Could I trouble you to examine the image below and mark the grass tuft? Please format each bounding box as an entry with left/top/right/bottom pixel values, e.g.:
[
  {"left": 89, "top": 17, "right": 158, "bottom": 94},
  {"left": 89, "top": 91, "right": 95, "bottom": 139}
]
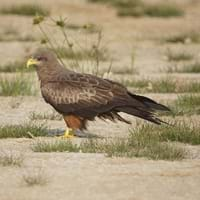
[
  {"left": 0, "top": 151, "right": 24, "bottom": 167},
  {"left": 32, "top": 140, "right": 80, "bottom": 152},
  {"left": 29, "top": 111, "right": 62, "bottom": 121},
  {"left": 32, "top": 122, "right": 189, "bottom": 161},
  {"left": 167, "top": 50, "right": 193, "bottom": 62},
  {"left": 89, "top": 0, "right": 183, "bottom": 18},
  {"left": 56, "top": 46, "right": 109, "bottom": 61},
  {"left": 0, "top": 123, "right": 48, "bottom": 139},
  {"left": 164, "top": 32, "right": 200, "bottom": 44},
  {"left": 0, "top": 61, "right": 34, "bottom": 73},
  {"left": 170, "top": 95, "right": 200, "bottom": 116},
  {"left": 0, "top": 75, "right": 35, "bottom": 96},
  {"left": 123, "top": 78, "right": 200, "bottom": 93},
  {"left": 0, "top": 4, "right": 49, "bottom": 16},
  {"left": 22, "top": 168, "right": 48, "bottom": 186},
  {"left": 181, "top": 63, "right": 200, "bottom": 73}
]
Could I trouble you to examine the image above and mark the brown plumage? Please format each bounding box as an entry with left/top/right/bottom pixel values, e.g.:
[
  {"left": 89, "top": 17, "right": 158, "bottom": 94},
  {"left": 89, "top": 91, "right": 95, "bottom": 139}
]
[{"left": 28, "top": 48, "right": 170, "bottom": 132}]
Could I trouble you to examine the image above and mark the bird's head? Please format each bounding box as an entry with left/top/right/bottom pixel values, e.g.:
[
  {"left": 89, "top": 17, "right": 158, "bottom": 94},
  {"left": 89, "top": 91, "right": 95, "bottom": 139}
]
[{"left": 26, "top": 48, "right": 58, "bottom": 69}]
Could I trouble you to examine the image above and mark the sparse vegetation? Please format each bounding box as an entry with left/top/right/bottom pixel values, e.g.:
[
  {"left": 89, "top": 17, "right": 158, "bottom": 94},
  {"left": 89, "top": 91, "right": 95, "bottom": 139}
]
[
  {"left": 0, "top": 75, "right": 36, "bottom": 96},
  {"left": 180, "top": 63, "right": 200, "bottom": 73},
  {"left": 0, "top": 4, "right": 49, "bottom": 16},
  {"left": 22, "top": 168, "right": 48, "bottom": 186},
  {"left": 0, "top": 123, "right": 48, "bottom": 139},
  {"left": 136, "top": 122, "right": 200, "bottom": 145},
  {"left": 32, "top": 140, "right": 80, "bottom": 152},
  {"left": 166, "top": 50, "right": 193, "bottom": 62},
  {"left": 0, "top": 61, "right": 34, "bottom": 73},
  {"left": 89, "top": 0, "right": 184, "bottom": 18},
  {"left": 170, "top": 95, "right": 200, "bottom": 116},
  {"left": 32, "top": 122, "right": 188, "bottom": 161},
  {"left": 55, "top": 46, "right": 109, "bottom": 61},
  {"left": 0, "top": 151, "right": 24, "bottom": 167},
  {"left": 164, "top": 32, "right": 200, "bottom": 44},
  {"left": 123, "top": 78, "right": 200, "bottom": 93},
  {"left": 29, "top": 111, "right": 62, "bottom": 121},
  {"left": 166, "top": 62, "right": 200, "bottom": 73}
]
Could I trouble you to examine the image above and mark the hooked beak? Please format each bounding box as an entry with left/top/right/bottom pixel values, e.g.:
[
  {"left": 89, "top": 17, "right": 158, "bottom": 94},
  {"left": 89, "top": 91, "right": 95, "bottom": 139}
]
[{"left": 26, "top": 58, "right": 39, "bottom": 68}]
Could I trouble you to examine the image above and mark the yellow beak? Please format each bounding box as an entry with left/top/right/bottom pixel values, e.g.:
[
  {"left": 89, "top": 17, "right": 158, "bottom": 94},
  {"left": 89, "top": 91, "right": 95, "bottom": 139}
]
[{"left": 26, "top": 58, "right": 39, "bottom": 68}]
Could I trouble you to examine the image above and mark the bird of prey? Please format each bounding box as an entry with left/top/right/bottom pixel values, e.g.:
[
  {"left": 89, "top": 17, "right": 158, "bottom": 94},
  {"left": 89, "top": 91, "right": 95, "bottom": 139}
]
[{"left": 27, "top": 48, "right": 170, "bottom": 138}]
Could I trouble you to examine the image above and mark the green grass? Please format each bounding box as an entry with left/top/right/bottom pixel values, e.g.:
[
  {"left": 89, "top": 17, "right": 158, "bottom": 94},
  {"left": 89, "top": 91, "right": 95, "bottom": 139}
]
[
  {"left": 0, "top": 75, "right": 36, "bottom": 96},
  {"left": 0, "top": 61, "right": 34, "bottom": 73},
  {"left": 180, "top": 63, "right": 200, "bottom": 73},
  {"left": 0, "top": 4, "right": 49, "bottom": 16},
  {"left": 0, "top": 34, "right": 36, "bottom": 42},
  {"left": 167, "top": 63, "right": 200, "bottom": 73},
  {"left": 164, "top": 32, "right": 200, "bottom": 44},
  {"left": 0, "top": 151, "right": 24, "bottom": 167},
  {"left": 167, "top": 51, "right": 193, "bottom": 62},
  {"left": 56, "top": 47, "right": 109, "bottom": 61},
  {"left": 170, "top": 95, "right": 200, "bottom": 116},
  {"left": 32, "top": 140, "right": 80, "bottom": 152},
  {"left": 123, "top": 78, "right": 200, "bottom": 93},
  {"left": 143, "top": 4, "right": 183, "bottom": 18},
  {"left": 89, "top": 0, "right": 184, "bottom": 18},
  {"left": 32, "top": 122, "right": 189, "bottom": 160},
  {"left": 136, "top": 122, "right": 200, "bottom": 145},
  {"left": 123, "top": 78, "right": 176, "bottom": 93},
  {"left": 0, "top": 123, "right": 48, "bottom": 139},
  {"left": 29, "top": 112, "right": 62, "bottom": 121}
]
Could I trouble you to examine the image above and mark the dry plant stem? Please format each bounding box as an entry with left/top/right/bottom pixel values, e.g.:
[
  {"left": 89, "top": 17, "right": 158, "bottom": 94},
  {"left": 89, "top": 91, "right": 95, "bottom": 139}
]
[
  {"left": 59, "top": 26, "right": 80, "bottom": 69},
  {"left": 38, "top": 24, "right": 65, "bottom": 67}
]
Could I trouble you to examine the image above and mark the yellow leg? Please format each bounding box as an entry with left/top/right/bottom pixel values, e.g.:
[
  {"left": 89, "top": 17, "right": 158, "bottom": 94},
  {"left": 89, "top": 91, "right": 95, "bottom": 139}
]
[{"left": 60, "top": 128, "right": 75, "bottom": 139}]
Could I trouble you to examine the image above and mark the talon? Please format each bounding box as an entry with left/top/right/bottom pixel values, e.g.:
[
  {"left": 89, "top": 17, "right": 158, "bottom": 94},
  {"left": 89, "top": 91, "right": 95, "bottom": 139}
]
[{"left": 60, "top": 128, "right": 75, "bottom": 139}]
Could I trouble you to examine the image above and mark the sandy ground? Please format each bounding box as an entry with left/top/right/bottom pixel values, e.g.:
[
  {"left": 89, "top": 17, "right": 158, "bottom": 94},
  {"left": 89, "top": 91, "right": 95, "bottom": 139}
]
[{"left": 0, "top": 0, "right": 200, "bottom": 199}]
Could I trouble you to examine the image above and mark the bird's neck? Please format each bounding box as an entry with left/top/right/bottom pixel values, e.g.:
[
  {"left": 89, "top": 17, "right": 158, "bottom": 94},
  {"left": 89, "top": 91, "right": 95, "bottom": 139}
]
[{"left": 36, "top": 63, "right": 67, "bottom": 82}]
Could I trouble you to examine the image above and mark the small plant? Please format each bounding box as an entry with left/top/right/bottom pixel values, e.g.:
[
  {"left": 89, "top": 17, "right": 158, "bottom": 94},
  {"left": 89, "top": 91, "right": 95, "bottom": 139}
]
[
  {"left": 29, "top": 111, "right": 62, "bottom": 121},
  {"left": 0, "top": 60, "right": 34, "bottom": 73},
  {"left": 31, "top": 140, "right": 80, "bottom": 152},
  {"left": 0, "top": 151, "right": 24, "bottom": 167},
  {"left": 89, "top": 0, "right": 184, "bottom": 18},
  {"left": 136, "top": 121, "right": 200, "bottom": 145},
  {"left": 0, "top": 75, "right": 36, "bottom": 96},
  {"left": 32, "top": 128, "right": 186, "bottom": 161},
  {"left": 143, "top": 3, "right": 184, "bottom": 18},
  {"left": 0, "top": 4, "right": 49, "bottom": 16},
  {"left": 55, "top": 46, "right": 109, "bottom": 61},
  {"left": 180, "top": 63, "right": 200, "bottom": 73},
  {"left": 171, "top": 95, "right": 200, "bottom": 116},
  {"left": 164, "top": 32, "right": 200, "bottom": 44},
  {"left": 33, "top": 16, "right": 112, "bottom": 76},
  {"left": 22, "top": 168, "right": 48, "bottom": 186},
  {"left": 0, "top": 123, "right": 48, "bottom": 139},
  {"left": 166, "top": 50, "right": 193, "bottom": 62}
]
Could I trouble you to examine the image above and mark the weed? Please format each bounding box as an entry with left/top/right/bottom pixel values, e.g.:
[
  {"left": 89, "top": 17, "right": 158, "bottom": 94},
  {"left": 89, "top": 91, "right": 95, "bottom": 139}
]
[
  {"left": 0, "top": 151, "right": 24, "bottom": 167},
  {"left": 0, "top": 123, "right": 48, "bottom": 139},
  {"left": 0, "top": 75, "right": 35, "bottom": 96},
  {"left": 22, "top": 168, "right": 48, "bottom": 186},
  {"left": 0, "top": 4, "right": 49, "bottom": 16}
]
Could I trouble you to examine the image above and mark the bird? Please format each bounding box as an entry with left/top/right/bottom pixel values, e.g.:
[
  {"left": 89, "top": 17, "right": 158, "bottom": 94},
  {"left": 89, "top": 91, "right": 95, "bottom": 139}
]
[{"left": 27, "top": 48, "right": 170, "bottom": 138}]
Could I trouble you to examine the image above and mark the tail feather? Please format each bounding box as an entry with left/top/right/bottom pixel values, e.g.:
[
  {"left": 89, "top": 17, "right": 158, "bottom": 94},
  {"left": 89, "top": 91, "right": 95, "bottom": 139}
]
[
  {"left": 116, "top": 106, "right": 168, "bottom": 125},
  {"left": 114, "top": 92, "right": 170, "bottom": 125},
  {"left": 128, "top": 92, "right": 170, "bottom": 112}
]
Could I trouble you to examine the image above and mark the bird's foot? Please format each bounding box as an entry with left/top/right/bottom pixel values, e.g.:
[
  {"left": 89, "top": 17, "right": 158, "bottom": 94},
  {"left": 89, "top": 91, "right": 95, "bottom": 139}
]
[{"left": 60, "top": 128, "right": 75, "bottom": 139}]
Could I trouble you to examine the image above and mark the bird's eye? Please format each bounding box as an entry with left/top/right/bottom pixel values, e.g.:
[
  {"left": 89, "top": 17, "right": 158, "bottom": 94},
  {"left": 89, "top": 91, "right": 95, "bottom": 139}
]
[{"left": 37, "top": 56, "right": 47, "bottom": 61}]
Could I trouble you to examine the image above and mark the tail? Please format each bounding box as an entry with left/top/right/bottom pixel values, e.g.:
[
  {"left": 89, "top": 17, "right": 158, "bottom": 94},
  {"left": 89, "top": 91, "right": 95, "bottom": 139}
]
[{"left": 116, "top": 92, "right": 170, "bottom": 125}]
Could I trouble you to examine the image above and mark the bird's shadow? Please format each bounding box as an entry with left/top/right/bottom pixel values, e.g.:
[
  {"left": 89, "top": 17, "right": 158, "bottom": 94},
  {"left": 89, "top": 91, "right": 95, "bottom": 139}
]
[{"left": 47, "top": 128, "right": 102, "bottom": 139}]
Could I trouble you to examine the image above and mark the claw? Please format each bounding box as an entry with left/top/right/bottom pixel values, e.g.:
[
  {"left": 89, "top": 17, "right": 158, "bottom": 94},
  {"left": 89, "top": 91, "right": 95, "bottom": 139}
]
[{"left": 60, "top": 128, "right": 75, "bottom": 139}]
